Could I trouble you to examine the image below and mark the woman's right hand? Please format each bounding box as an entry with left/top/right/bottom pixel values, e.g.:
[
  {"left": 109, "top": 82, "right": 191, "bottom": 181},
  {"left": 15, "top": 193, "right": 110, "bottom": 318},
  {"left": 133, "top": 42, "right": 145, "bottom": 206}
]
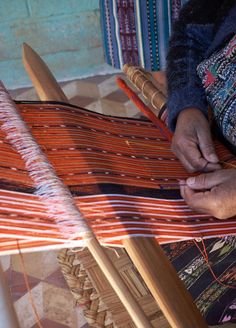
[{"left": 172, "top": 108, "right": 221, "bottom": 172}]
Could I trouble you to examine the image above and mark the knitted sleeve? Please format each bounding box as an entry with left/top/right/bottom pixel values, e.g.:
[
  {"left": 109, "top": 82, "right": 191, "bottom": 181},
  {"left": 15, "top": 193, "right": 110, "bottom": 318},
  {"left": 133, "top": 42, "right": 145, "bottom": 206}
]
[{"left": 166, "top": 0, "right": 222, "bottom": 130}]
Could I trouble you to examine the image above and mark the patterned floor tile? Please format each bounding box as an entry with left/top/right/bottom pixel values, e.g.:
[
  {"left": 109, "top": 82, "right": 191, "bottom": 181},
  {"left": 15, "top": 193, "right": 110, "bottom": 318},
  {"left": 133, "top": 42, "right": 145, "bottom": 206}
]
[
  {"left": 63, "top": 80, "right": 100, "bottom": 99},
  {"left": 103, "top": 88, "right": 130, "bottom": 103},
  {"left": 11, "top": 250, "right": 59, "bottom": 280},
  {"left": 124, "top": 99, "right": 142, "bottom": 118},
  {"left": 85, "top": 99, "right": 104, "bottom": 114},
  {"left": 31, "top": 318, "right": 71, "bottom": 328},
  {"left": 0, "top": 255, "right": 11, "bottom": 271},
  {"left": 44, "top": 268, "right": 69, "bottom": 289},
  {"left": 99, "top": 98, "right": 129, "bottom": 117},
  {"left": 7, "top": 270, "right": 41, "bottom": 302},
  {"left": 69, "top": 95, "right": 96, "bottom": 108},
  {"left": 97, "top": 75, "right": 120, "bottom": 98},
  {"left": 43, "top": 282, "right": 75, "bottom": 326},
  {"left": 14, "top": 282, "right": 44, "bottom": 328}
]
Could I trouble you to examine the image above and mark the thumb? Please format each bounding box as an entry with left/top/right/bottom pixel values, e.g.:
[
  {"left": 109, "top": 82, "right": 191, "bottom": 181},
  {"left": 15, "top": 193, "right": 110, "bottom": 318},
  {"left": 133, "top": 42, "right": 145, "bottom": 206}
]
[
  {"left": 198, "top": 126, "right": 219, "bottom": 163},
  {"left": 180, "top": 184, "right": 213, "bottom": 214},
  {"left": 186, "top": 170, "right": 230, "bottom": 190}
]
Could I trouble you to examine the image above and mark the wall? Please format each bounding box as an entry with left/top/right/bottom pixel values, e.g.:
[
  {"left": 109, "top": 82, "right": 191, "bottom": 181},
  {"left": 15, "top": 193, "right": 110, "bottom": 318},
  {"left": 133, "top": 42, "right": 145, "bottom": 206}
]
[{"left": 0, "top": 0, "right": 110, "bottom": 89}]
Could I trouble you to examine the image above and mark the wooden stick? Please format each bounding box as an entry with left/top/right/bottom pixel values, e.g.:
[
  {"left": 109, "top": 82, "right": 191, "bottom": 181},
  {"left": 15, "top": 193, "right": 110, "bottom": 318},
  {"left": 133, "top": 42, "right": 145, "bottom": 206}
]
[
  {"left": 22, "top": 43, "right": 152, "bottom": 328},
  {"left": 86, "top": 235, "right": 153, "bottom": 327},
  {"left": 22, "top": 43, "right": 68, "bottom": 102},
  {"left": 123, "top": 63, "right": 167, "bottom": 116},
  {"left": 0, "top": 263, "right": 19, "bottom": 328}
]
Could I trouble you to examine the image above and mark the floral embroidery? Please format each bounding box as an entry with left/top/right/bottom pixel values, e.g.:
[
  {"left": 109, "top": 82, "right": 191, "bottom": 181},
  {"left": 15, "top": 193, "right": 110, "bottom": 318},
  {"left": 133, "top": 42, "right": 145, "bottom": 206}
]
[{"left": 197, "top": 34, "right": 236, "bottom": 146}]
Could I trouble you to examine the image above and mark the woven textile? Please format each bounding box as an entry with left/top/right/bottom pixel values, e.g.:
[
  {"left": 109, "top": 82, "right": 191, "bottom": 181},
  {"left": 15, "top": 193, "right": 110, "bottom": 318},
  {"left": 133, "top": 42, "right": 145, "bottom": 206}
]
[
  {"left": 1, "top": 100, "right": 235, "bottom": 325},
  {"left": 0, "top": 101, "right": 236, "bottom": 254},
  {"left": 100, "top": 0, "right": 188, "bottom": 70},
  {"left": 198, "top": 34, "right": 236, "bottom": 147},
  {"left": 163, "top": 237, "right": 236, "bottom": 325}
]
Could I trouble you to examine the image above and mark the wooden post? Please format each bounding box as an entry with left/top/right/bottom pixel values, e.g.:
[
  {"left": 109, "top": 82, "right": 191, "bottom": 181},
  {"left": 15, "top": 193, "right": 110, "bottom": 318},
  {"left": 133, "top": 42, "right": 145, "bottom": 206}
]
[
  {"left": 86, "top": 236, "right": 153, "bottom": 328},
  {"left": 0, "top": 263, "right": 19, "bottom": 328},
  {"left": 22, "top": 43, "right": 68, "bottom": 102}
]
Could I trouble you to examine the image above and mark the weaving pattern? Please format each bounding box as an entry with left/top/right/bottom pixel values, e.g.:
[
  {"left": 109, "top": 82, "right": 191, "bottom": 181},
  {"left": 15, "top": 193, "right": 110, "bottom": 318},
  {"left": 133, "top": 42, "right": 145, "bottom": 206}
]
[
  {"left": 197, "top": 34, "right": 236, "bottom": 146},
  {"left": 0, "top": 101, "right": 236, "bottom": 254},
  {"left": 100, "top": 0, "right": 188, "bottom": 70}
]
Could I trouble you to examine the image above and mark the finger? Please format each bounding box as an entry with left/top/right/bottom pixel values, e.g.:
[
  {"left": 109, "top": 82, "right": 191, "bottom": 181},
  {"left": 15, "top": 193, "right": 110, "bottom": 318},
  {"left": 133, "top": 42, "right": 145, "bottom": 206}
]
[
  {"left": 180, "top": 185, "right": 212, "bottom": 213},
  {"left": 186, "top": 170, "right": 233, "bottom": 190},
  {"left": 202, "top": 162, "right": 221, "bottom": 172},
  {"left": 172, "top": 137, "right": 207, "bottom": 172},
  {"left": 175, "top": 152, "right": 197, "bottom": 172},
  {"left": 197, "top": 126, "right": 219, "bottom": 163},
  {"left": 180, "top": 185, "right": 232, "bottom": 219},
  {"left": 180, "top": 184, "right": 195, "bottom": 200},
  {"left": 175, "top": 145, "right": 220, "bottom": 172},
  {"left": 172, "top": 141, "right": 196, "bottom": 172},
  {"left": 180, "top": 143, "right": 210, "bottom": 172}
]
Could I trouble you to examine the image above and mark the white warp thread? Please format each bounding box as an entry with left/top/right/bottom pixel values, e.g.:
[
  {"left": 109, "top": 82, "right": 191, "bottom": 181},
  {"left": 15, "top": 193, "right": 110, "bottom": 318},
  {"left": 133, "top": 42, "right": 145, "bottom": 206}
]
[{"left": 0, "top": 81, "right": 90, "bottom": 238}]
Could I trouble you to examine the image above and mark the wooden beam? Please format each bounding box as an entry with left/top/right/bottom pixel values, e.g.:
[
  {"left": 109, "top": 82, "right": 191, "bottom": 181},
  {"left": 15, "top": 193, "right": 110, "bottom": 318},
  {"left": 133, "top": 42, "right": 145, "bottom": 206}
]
[
  {"left": 0, "top": 263, "right": 19, "bottom": 328},
  {"left": 22, "top": 43, "right": 68, "bottom": 102}
]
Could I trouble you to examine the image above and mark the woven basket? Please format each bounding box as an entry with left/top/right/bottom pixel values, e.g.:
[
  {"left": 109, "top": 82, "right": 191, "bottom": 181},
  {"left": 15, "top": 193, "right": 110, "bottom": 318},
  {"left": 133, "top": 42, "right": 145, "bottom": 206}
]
[{"left": 58, "top": 247, "right": 170, "bottom": 328}]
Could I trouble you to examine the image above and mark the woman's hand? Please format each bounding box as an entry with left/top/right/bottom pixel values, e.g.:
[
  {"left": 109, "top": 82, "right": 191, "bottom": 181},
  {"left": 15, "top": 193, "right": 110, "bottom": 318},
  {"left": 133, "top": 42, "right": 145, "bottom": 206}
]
[
  {"left": 172, "top": 108, "right": 221, "bottom": 172},
  {"left": 180, "top": 169, "right": 236, "bottom": 219}
]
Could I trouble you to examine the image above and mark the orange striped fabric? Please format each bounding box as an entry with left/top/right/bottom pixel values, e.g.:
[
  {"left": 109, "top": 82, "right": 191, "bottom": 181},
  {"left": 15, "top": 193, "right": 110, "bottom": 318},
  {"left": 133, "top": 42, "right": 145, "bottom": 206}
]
[{"left": 0, "top": 102, "right": 235, "bottom": 254}]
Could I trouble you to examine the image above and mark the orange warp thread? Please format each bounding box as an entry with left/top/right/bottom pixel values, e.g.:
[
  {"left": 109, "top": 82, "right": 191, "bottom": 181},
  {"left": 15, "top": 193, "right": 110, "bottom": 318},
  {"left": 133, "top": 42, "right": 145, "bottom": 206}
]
[{"left": 17, "top": 241, "right": 44, "bottom": 328}]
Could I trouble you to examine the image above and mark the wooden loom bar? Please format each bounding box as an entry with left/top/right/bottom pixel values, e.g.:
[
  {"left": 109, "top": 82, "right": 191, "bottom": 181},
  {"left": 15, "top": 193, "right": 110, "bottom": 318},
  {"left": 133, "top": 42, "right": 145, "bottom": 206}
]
[
  {"left": 22, "top": 44, "right": 208, "bottom": 328},
  {"left": 123, "top": 63, "right": 167, "bottom": 117},
  {"left": 22, "top": 43, "right": 152, "bottom": 328},
  {"left": 0, "top": 263, "right": 19, "bottom": 328},
  {"left": 22, "top": 43, "right": 68, "bottom": 102}
]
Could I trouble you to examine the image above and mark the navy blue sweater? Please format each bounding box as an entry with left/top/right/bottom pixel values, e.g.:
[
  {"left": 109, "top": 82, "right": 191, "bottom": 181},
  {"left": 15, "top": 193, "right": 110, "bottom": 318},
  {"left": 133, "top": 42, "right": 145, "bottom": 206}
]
[{"left": 167, "top": 0, "right": 236, "bottom": 131}]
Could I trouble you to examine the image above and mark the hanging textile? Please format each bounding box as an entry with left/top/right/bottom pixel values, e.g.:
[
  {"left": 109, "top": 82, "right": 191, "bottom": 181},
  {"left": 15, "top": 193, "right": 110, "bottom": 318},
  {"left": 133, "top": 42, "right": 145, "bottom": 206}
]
[{"left": 100, "top": 0, "right": 188, "bottom": 70}]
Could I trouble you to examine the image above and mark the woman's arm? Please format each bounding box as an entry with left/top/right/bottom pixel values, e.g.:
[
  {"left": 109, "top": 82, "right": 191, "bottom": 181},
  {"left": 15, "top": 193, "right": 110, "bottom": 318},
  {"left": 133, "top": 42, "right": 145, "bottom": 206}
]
[
  {"left": 166, "top": 0, "right": 223, "bottom": 172},
  {"left": 167, "top": 0, "right": 222, "bottom": 130}
]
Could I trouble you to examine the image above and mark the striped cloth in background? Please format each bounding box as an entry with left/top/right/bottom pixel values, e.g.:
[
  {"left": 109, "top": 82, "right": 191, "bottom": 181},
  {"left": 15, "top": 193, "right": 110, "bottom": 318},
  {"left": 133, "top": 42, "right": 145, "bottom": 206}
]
[{"left": 100, "top": 0, "right": 188, "bottom": 70}]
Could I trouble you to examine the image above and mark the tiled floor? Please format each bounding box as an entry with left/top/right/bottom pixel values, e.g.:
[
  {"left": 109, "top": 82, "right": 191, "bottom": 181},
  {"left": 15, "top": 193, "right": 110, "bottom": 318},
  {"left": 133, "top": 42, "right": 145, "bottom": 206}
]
[
  {"left": 1, "top": 251, "right": 88, "bottom": 328},
  {"left": 2, "top": 74, "right": 235, "bottom": 328},
  {"left": 10, "top": 74, "right": 142, "bottom": 119}
]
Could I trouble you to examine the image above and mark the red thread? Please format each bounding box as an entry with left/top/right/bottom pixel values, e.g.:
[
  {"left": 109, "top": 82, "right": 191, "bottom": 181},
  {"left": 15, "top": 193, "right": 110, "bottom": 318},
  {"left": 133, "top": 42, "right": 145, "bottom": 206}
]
[
  {"left": 17, "top": 241, "right": 44, "bottom": 328},
  {"left": 193, "top": 239, "right": 236, "bottom": 290},
  {"left": 116, "top": 77, "right": 173, "bottom": 141}
]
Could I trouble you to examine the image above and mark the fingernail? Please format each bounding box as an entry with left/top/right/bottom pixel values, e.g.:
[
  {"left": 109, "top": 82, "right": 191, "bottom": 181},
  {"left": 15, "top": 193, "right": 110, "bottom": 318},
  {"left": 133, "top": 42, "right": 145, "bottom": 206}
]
[{"left": 187, "top": 177, "right": 195, "bottom": 185}]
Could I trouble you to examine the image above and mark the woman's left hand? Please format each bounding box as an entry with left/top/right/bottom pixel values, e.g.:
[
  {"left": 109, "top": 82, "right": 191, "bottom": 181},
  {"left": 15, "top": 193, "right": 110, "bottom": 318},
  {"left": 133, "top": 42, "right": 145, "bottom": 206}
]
[{"left": 180, "top": 169, "right": 236, "bottom": 219}]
